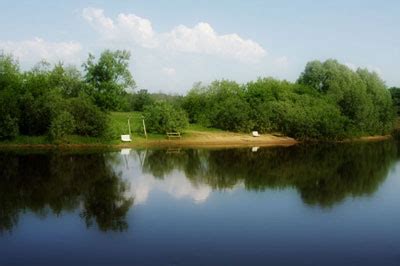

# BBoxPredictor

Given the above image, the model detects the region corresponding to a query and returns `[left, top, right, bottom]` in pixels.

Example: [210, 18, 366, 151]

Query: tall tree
[83, 50, 135, 111]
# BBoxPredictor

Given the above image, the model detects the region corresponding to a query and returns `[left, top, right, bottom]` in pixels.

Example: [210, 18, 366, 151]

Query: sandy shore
[123, 131, 299, 148]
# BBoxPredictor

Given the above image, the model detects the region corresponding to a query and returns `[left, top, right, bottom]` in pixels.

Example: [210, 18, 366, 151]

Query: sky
[0, 0, 399, 93]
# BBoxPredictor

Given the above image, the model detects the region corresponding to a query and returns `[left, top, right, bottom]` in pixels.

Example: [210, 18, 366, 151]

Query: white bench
[121, 135, 132, 142]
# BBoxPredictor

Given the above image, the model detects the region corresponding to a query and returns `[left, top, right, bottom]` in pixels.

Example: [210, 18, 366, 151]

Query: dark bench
[166, 132, 181, 140]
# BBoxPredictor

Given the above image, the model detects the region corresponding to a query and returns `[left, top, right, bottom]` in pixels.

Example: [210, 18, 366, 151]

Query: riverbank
[0, 112, 395, 149]
[0, 130, 394, 150]
[0, 131, 298, 149]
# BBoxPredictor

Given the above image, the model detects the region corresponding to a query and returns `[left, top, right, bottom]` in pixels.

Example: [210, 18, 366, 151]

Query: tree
[0, 89, 19, 139]
[0, 53, 21, 92]
[129, 89, 154, 111]
[49, 111, 76, 140]
[49, 63, 85, 98]
[143, 102, 188, 133]
[68, 94, 109, 137]
[83, 50, 135, 111]
[389, 87, 400, 116]
[0, 53, 21, 139]
[297, 59, 393, 135]
[357, 69, 395, 134]
[182, 82, 212, 125]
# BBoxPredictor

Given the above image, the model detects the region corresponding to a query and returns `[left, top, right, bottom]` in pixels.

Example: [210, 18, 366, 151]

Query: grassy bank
[0, 112, 394, 148]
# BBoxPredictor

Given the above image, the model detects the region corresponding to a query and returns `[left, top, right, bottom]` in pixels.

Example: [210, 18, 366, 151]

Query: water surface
[1, 141, 400, 265]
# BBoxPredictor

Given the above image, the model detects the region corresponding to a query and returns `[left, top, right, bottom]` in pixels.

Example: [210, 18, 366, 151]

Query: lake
[1, 141, 400, 266]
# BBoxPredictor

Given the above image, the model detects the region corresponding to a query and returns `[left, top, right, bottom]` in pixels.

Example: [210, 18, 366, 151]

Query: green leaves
[143, 102, 188, 133]
[83, 50, 135, 111]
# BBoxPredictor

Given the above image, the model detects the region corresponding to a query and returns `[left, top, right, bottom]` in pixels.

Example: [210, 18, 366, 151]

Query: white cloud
[82, 7, 266, 63]
[82, 7, 115, 37]
[117, 13, 157, 48]
[83, 7, 157, 48]
[0, 37, 82, 64]
[162, 22, 266, 62]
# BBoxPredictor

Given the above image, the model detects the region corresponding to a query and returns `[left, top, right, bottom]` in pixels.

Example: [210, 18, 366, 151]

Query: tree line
[0, 49, 397, 141]
[0, 50, 136, 140]
[180, 60, 395, 140]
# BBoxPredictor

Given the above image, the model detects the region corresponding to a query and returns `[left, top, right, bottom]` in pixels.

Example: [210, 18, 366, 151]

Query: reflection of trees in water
[0, 151, 133, 233]
[143, 141, 398, 208]
[1, 141, 397, 232]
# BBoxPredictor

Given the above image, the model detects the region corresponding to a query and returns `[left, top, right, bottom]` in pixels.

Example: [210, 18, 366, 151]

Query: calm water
[1, 141, 400, 266]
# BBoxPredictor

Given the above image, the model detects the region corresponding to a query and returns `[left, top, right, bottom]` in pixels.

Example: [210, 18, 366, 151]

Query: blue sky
[0, 0, 399, 92]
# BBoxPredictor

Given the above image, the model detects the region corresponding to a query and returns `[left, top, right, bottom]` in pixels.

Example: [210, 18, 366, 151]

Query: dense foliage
[83, 50, 135, 111]
[0, 50, 396, 141]
[143, 102, 189, 133]
[182, 60, 395, 140]
[0, 51, 129, 141]
[123, 89, 154, 112]
[389, 87, 400, 116]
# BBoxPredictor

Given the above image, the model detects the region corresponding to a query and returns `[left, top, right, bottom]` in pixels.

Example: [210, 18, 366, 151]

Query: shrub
[272, 95, 346, 140]
[0, 89, 19, 140]
[143, 102, 188, 133]
[68, 95, 108, 137]
[49, 111, 76, 140]
[211, 96, 253, 132]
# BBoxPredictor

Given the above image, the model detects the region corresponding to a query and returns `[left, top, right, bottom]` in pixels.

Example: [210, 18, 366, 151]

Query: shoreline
[0, 132, 394, 150]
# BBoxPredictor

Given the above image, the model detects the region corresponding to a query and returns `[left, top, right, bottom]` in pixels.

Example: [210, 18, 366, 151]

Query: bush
[272, 95, 346, 140]
[68, 95, 108, 137]
[49, 111, 76, 140]
[0, 115, 19, 140]
[0, 89, 19, 140]
[211, 96, 253, 132]
[143, 102, 188, 133]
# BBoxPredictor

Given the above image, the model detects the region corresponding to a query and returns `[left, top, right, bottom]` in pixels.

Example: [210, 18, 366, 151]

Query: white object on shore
[252, 131, 260, 137]
[121, 135, 132, 142]
[121, 118, 132, 142]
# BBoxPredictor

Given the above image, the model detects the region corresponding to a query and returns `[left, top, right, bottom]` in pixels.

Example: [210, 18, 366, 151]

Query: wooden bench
[166, 132, 181, 140]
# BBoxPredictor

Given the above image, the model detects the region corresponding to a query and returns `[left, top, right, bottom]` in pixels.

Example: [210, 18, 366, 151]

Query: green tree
[49, 111, 76, 140]
[17, 61, 56, 136]
[0, 53, 21, 139]
[129, 89, 154, 111]
[83, 50, 135, 111]
[182, 82, 212, 126]
[143, 102, 189, 133]
[389, 87, 400, 116]
[0, 53, 21, 92]
[297, 59, 392, 135]
[49, 63, 85, 98]
[68, 94, 109, 137]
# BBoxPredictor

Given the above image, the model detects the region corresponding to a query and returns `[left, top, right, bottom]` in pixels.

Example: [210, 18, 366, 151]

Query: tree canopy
[83, 50, 135, 111]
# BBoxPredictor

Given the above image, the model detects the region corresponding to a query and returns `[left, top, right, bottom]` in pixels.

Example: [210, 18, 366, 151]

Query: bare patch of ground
[125, 131, 298, 148]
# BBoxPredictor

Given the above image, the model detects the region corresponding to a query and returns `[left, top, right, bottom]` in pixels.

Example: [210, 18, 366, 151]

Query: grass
[109, 111, 166, 142]
[186, 123, 223, 132]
